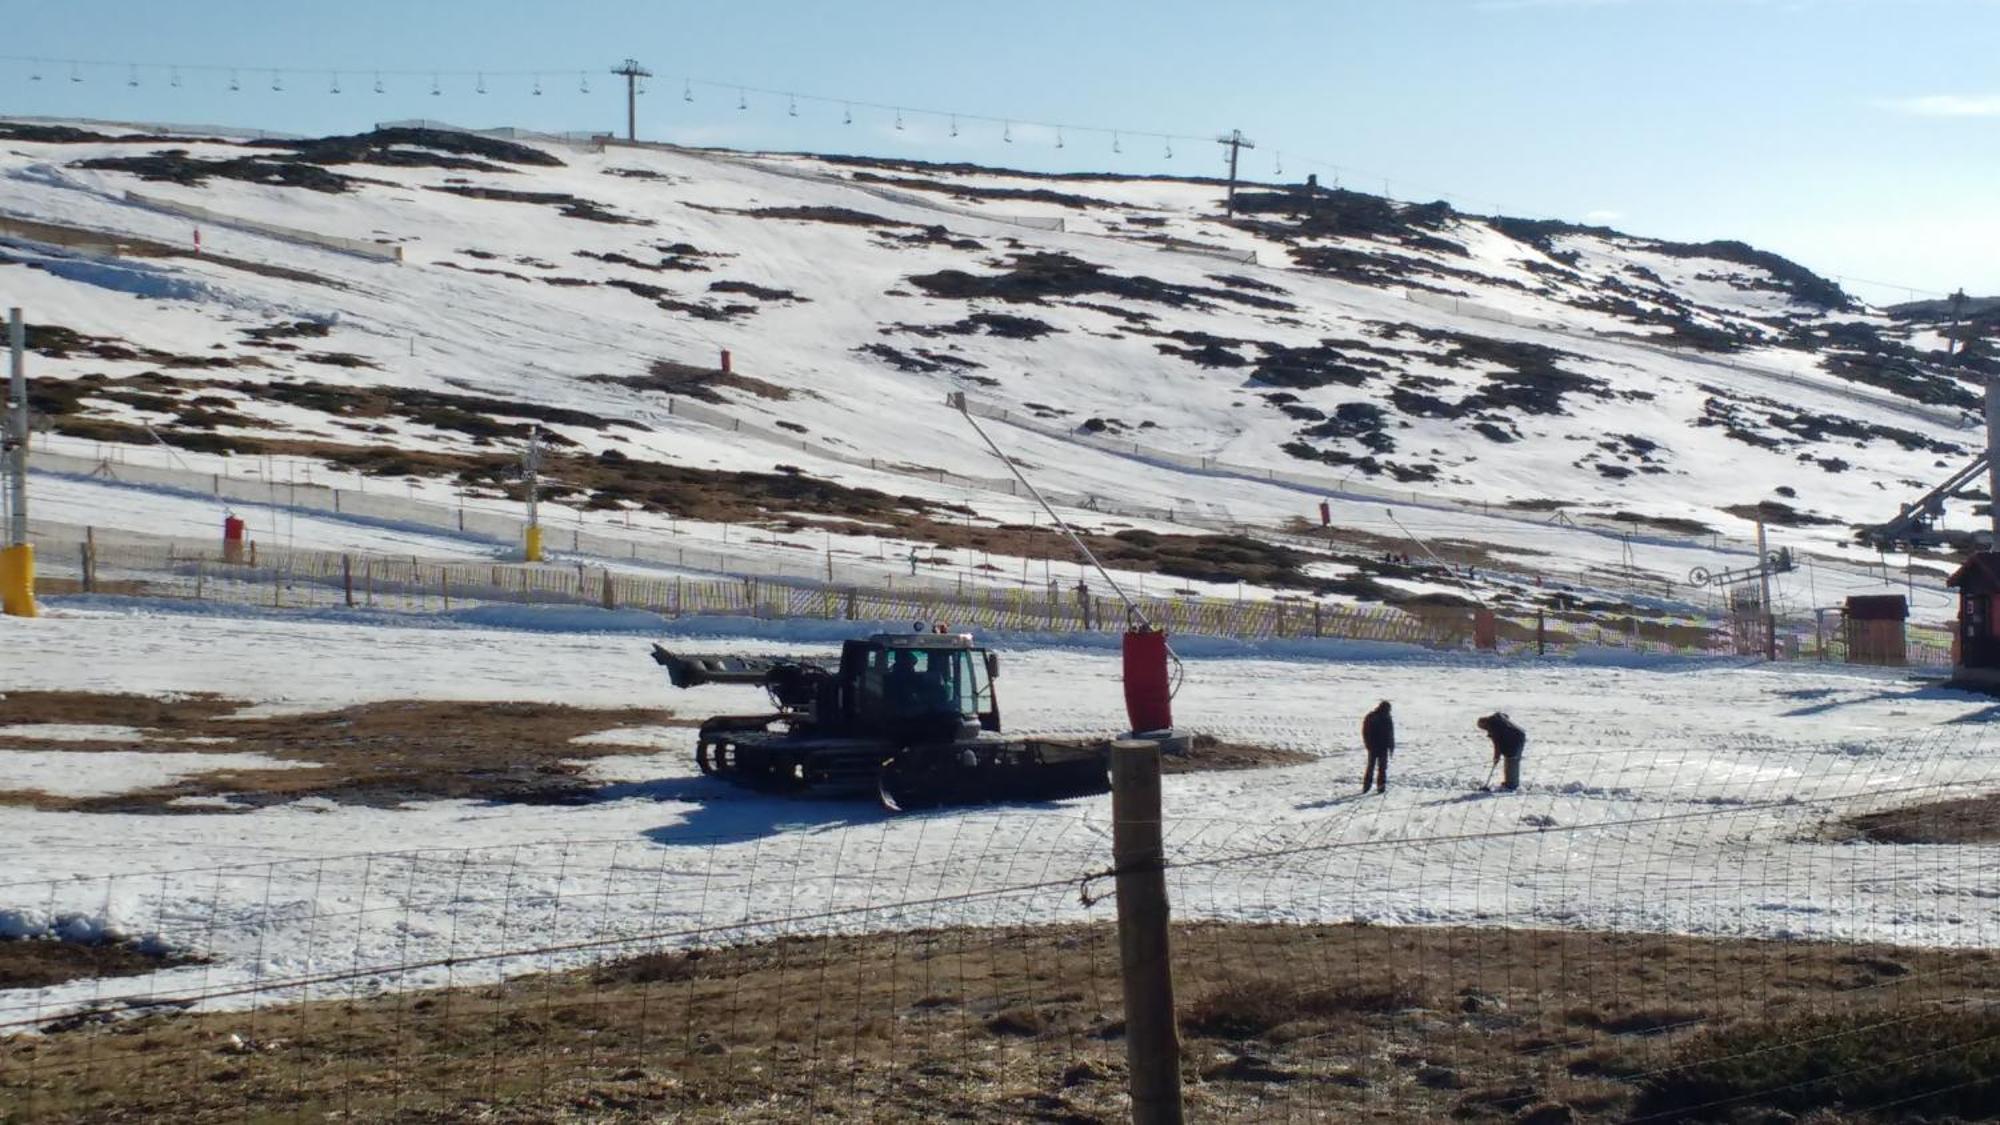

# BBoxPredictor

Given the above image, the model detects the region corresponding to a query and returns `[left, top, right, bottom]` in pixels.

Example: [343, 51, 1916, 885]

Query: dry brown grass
[1831, 791, 2000, 845]
[4, 922, 1994, 1123]
[1162, 734, 1314, 774]
[0, 940, 197, 992]
[0, 692, 684, 812]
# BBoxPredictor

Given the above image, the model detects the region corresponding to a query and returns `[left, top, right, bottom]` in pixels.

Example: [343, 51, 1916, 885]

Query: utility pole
[610, 58, 651, 141]
[1756, 519, 1776, 661]
[1216, 129, 1255, 216]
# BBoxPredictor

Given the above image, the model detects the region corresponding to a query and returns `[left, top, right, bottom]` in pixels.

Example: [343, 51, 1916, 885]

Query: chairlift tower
[1860, 292, 1998, 554]
[1217, 130, 1254, 216]
[610, 58, 651, 141]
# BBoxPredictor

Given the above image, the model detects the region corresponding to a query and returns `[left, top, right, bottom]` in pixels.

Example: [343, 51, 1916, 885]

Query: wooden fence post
[1111, 740, 1185, 1125]
[81, 528, 96, 593]
[602, 569, 616, 610]
[1536, 611, 1546, 656]
[342, 555, 355, 608]
[441, 569, 450, 611]
[194, 559, 203, 600]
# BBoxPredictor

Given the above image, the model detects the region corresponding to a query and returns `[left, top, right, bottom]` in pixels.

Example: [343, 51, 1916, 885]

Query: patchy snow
[0, 121, 1974, 622]
[0, 748, 313, 798]
[0, 605, 1993, 1029]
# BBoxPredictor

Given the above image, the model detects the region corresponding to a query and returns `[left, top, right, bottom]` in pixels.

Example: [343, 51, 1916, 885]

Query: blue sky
[5, 0, 1997, 299]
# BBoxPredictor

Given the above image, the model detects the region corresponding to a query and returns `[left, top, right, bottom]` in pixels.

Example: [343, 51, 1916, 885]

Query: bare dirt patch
[6, 922, 1994, 1122]
[0, 939, 198, 991]
[1830, 791, 2000, 844]
[1163, 734, 1313, 774]
[0, 692, 684, 812]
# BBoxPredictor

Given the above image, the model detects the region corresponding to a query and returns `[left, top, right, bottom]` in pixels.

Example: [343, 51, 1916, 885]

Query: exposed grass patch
[426, 184, 645, 224]
[1832, 792, 2000, 845]
[909, 251, 1290, 311]
[1633, 1007, 2000, 1122]
[1160, 734, 1314, 774]
[0, 692, 683, 812]
[11, 924, 1988, 1123]
[1183, 977, 1427, 1039]
[0, 938, 199, 990]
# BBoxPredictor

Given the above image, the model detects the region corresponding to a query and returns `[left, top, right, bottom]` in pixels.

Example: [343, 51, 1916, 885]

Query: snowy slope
[0, 119, 1977, 624]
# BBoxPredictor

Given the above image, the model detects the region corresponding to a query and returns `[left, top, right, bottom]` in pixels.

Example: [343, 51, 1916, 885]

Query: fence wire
[23, 520, 1954, 667]
[1, 725, 1995, 1122]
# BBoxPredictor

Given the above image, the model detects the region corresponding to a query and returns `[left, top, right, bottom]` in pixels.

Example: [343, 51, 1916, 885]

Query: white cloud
[1877, 94, 2000, 117]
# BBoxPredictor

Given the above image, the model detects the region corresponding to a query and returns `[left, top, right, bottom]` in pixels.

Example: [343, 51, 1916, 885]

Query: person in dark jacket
[1476, 712, 1526, 791]
[1360, 700, 1394, 794]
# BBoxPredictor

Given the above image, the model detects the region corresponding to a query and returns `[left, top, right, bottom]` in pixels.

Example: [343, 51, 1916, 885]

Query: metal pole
[949, 392, 1149, 625]
[1986, 374, 2000, 541]
[610, 58, 651, 141]
[7, 308, 25, 546]
[1756, 519, 1776, 661]
[1216, 130, 1254, 216]
[524, 425, 541, 528]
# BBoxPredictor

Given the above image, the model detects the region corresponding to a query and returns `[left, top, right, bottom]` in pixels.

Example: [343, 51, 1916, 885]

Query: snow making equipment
[222, 514, 247, 564]
[944, 391, 1186, 749]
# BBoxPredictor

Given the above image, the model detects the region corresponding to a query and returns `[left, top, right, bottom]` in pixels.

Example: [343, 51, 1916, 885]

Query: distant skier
[907, 546, 920, 575]
[1476, 712, 1526, 791]
[1360, 700, 1394, 794]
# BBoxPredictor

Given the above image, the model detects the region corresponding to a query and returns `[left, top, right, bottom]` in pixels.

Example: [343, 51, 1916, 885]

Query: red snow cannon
[223, 514, 246, 564]
[1122, 625, 1173, 735]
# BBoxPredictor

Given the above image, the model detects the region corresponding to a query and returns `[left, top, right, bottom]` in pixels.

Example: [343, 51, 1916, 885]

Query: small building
[1842, 594, 1908, 667]
[1946, 553, 2000, 688]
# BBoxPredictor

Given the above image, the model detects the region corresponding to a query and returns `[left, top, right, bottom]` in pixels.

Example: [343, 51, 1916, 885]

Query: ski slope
[0, 118, 1978, 628]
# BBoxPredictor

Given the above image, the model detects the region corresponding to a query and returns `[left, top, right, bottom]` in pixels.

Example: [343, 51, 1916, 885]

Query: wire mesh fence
[2, 726, 1996, 1121]
[25, 517, 1955, 670]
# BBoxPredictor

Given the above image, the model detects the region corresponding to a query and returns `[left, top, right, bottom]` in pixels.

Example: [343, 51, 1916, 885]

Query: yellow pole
[0, 543, 35, 617]
[524, 524, 543, 563]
